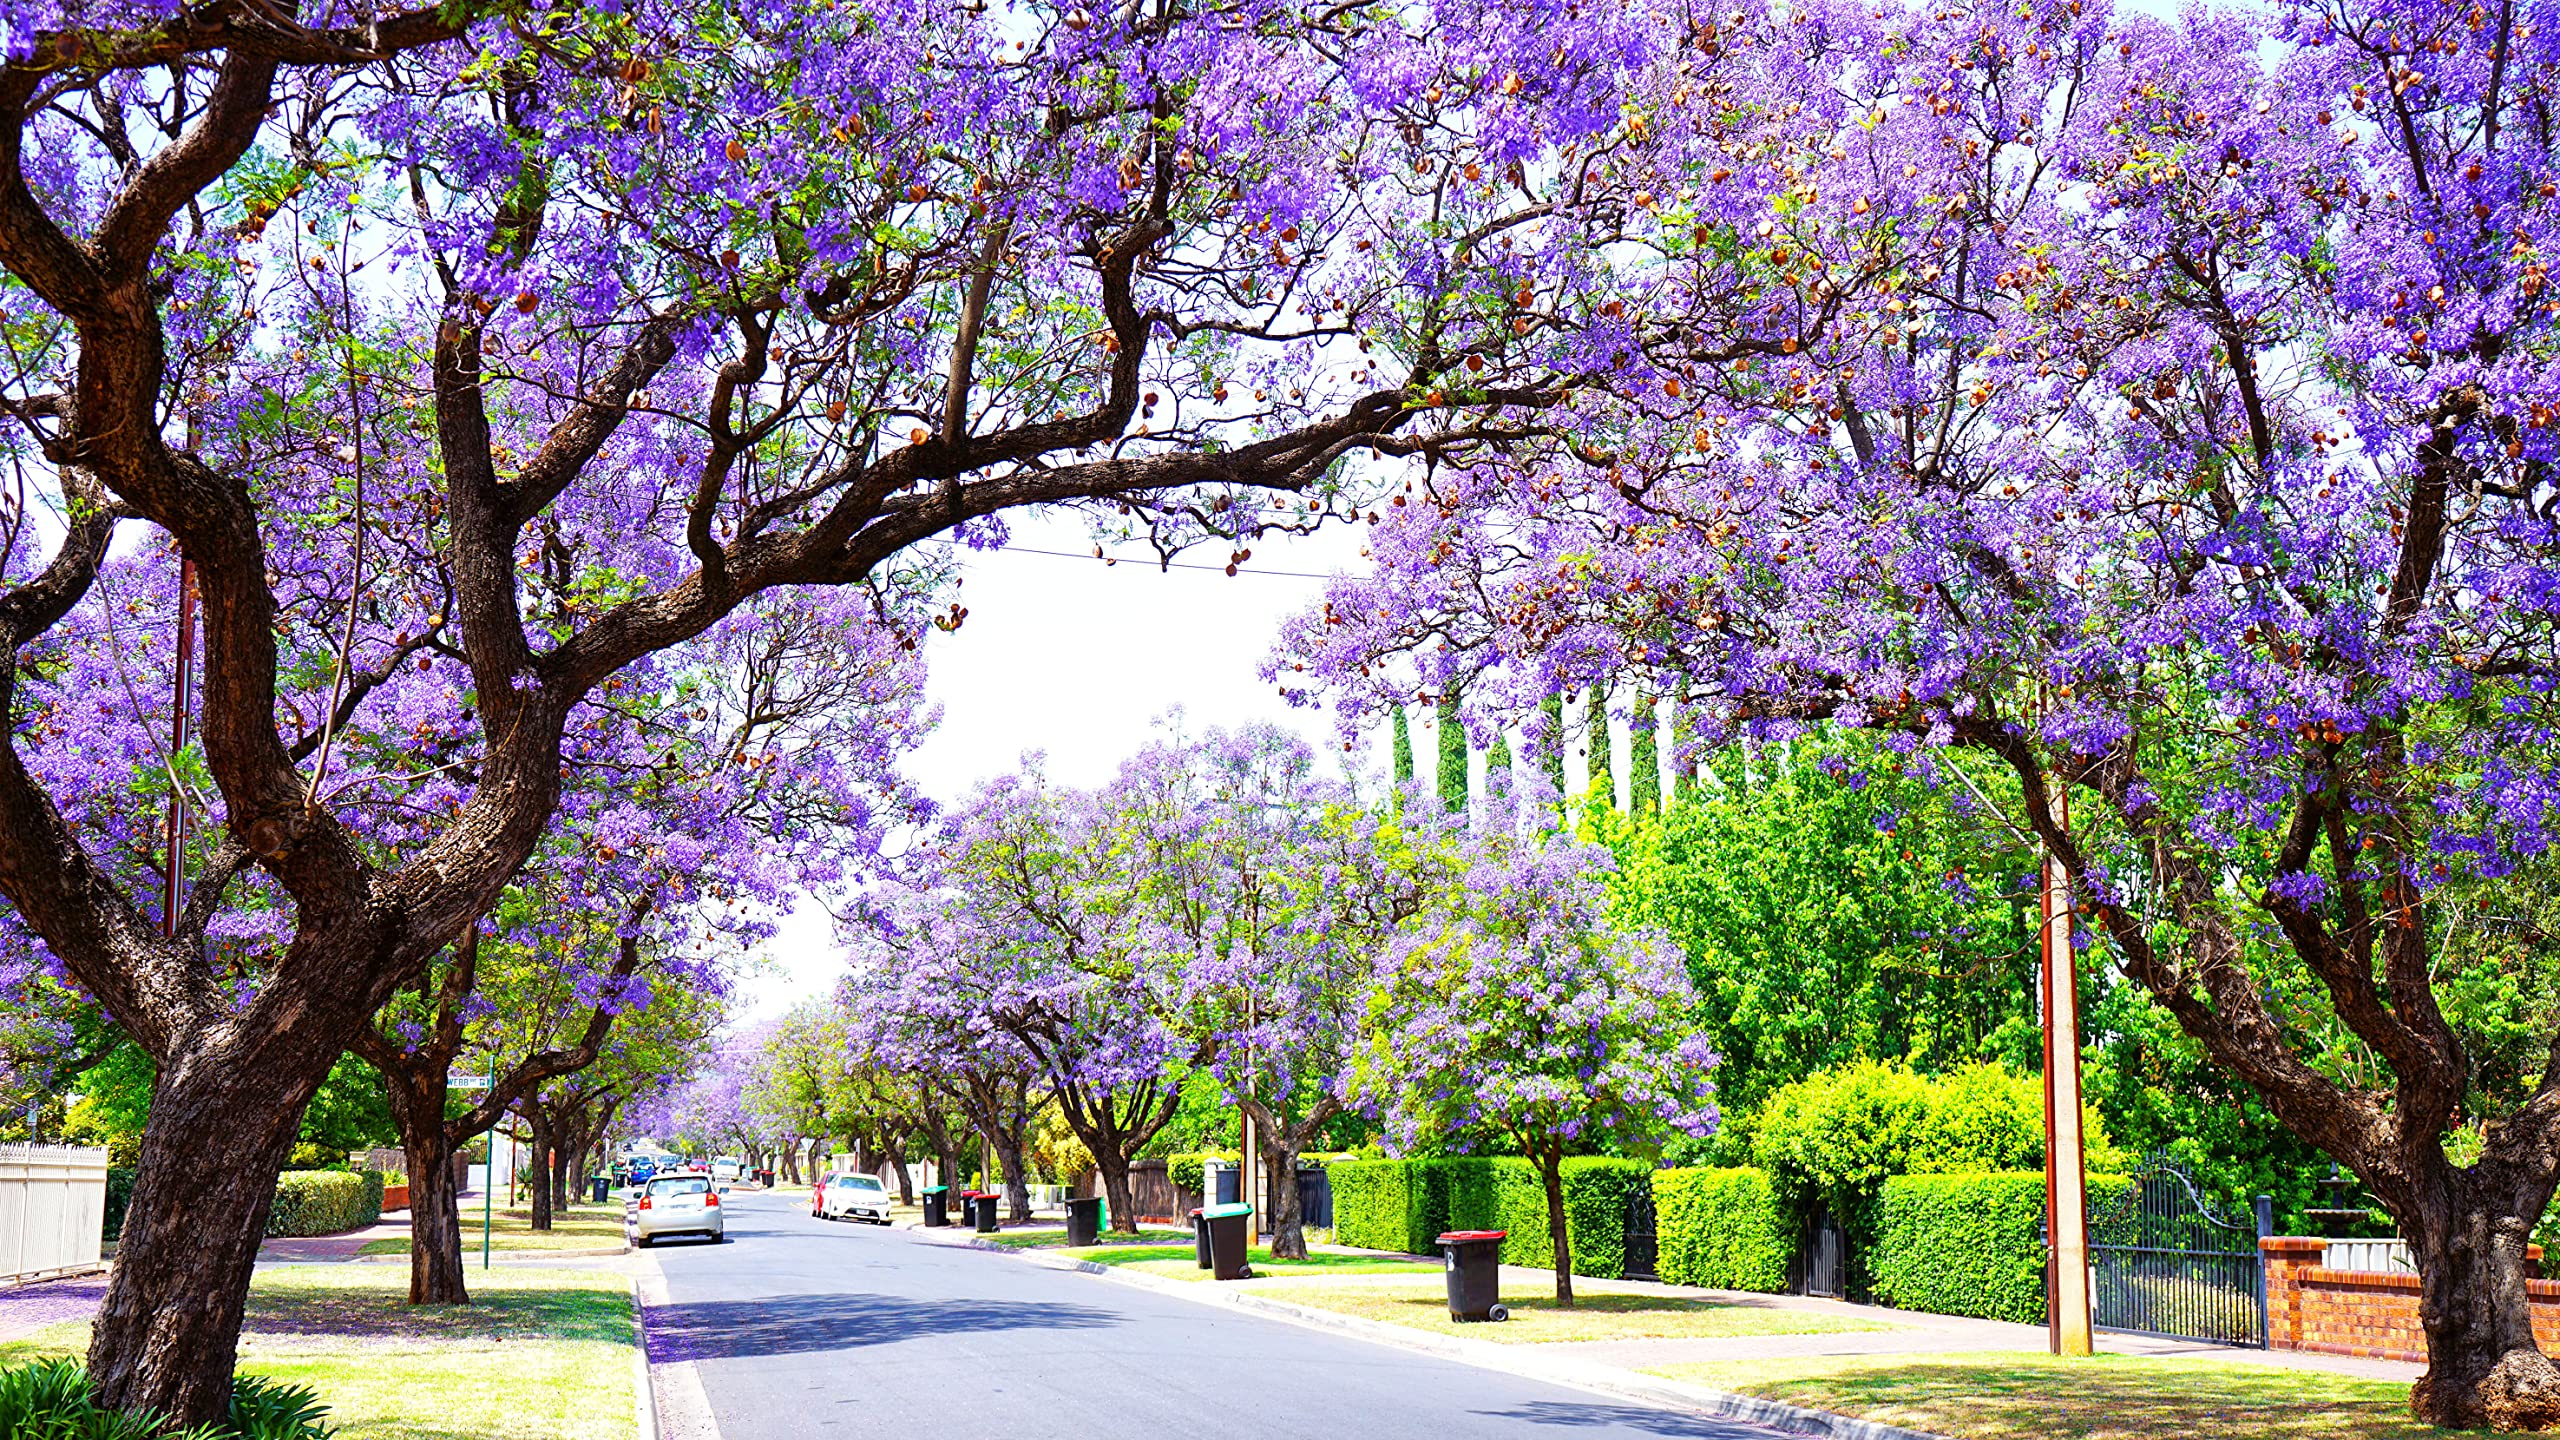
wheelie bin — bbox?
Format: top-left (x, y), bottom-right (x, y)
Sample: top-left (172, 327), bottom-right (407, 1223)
top-left (1189, 1208), bottom-right (1210, 1269)
top-left (973, 1190), bottom-right (1000, 1234)
top-left (1203, 1202), bottom-right (1255, 1280)
top-left (1066, 1195), bottom-right (1103, 1247)
top-left (1438, 1230), bottom-right (1509, 1321)
top-left (923, 1185), bottom-right (950, 1227)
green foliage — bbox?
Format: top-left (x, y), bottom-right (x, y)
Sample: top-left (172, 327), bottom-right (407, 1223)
top-left (1629, 698), bottom-right (1660, 814)
top-left (1331, 1156), bottom-right (1648, 1277)
top-left (101, 1168), bottom-right (135, 1243)
top-left (1165, 1152), bottom-right (1234, 1197)
top-left (1653, 1166), bottom-right (1791, 1292)
top-left (64, 1047), bottom-right (393, 1170)
top-left (1869, 1171), bottom-right (2128, 1325)
top-left (1390, 705), bottom-right (1415, 786)
top-left (1328, 1157), bottom-right (1502, 1255)
top-left (1436, 691), bottom-right (1467, 810)
top-left (0, 1359), bottom-right (332, 1439)
top-left (265, 1170), bottom-right (383, 1238)
top-left (1597, 731), bottom-right (2042, 1121)
top-left (1490, 1157), bottom-right (1652, 1278)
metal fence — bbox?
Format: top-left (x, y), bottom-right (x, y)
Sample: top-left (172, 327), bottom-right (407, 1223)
top-left (0, 1146), bottom-right (108, 1286)
top-left (2089, 1156), bottom-right (2270, 1348)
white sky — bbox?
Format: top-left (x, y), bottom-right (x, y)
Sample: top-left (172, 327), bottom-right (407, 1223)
top-left (732, 510), bottom-right (1382, 1022)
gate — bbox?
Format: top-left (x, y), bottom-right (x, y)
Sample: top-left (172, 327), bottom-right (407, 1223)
top-left (1623, 1185), bottom-right (1658, 1281)
top-left (2088, 1156), bottom-right (2271, 1348)
top-left (1790, 1206), bottom-right (1846, 1298)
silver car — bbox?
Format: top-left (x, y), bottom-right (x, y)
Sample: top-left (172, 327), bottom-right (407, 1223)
top-left (630, 1174), bottom-right (726, 1247)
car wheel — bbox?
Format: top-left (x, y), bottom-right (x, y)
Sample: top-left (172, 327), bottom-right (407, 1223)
top-left (634, 1234), bottom-right (651, 1249)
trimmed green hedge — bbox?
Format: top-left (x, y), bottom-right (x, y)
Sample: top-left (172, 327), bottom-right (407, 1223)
top-left (103, 1167), bottom-right (136, 1242)
top-left (1870, 1171), bottom-right (2130, 1323)
top-left (1331, 1156), bottom-right (1652, 1278)
top-left (265, 1169), bottom-right (385, 1238)
top-left (1654, 1166), bottom-right (1791, 1292)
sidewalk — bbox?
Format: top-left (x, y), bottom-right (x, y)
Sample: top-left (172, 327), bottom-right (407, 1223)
top-left (920, 1223), bottom-right (2421, 1440)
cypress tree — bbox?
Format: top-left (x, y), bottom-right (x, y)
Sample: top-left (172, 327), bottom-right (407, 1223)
top-left (1670, 689), bottom-right (1695, 804)
top-left (1487, 731), bottom-right (1514, 774)
top-left (1436, 686), bottom-right (1468, 811)
top-left (1390, 705), bottom-right (1415, 786)
top-left (1629, 692), bottom-right (1661, 814)
top-left (1587, 686), bottom-right (1617, 809)
top-left (1540, 693), bottom-right (1567, 810)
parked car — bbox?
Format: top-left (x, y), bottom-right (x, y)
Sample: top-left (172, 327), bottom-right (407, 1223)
top-left (817, 1171), bottom-right (893, 1225)
top-left (713, 1157), bottom-right (743, 1180)
top-left (629, 1174), bottom-right (725, 1247)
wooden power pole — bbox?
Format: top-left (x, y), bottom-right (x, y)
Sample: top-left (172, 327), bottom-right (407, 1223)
top-left (2041, 787), bottom-right (2094, 1356)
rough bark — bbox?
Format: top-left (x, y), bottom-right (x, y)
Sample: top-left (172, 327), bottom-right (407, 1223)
top-left (1538, 1142), bottom-right (1574, 1308)
top-left (524, 1109), bottom-right (553, 1232)
top-left (890, 1155), bottom-right (914, 1205)
top-left (2404, 1171), bottom-right (2560, 1430)
top-left (992, 1134), bottom-right (1031, 1223)
top-left (85, 1046), bottom-right (328, 1421)
top-left (1094, 1152), bottom-right (1139, 1237)
top-left (401, 1129), bottom-right (468, 1306)
top-left (1241, 1096), bottom-right (1342, 1261)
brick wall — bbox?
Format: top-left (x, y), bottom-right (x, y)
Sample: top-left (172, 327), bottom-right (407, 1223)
top-left (2262, 1236), bottom-right (2560, 1363)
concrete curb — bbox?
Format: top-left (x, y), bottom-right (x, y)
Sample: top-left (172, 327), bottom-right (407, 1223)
top-left (926, 1231), bottom-right (1949, 1440)
top-left (629, 1275), bottom-right (660, 1440)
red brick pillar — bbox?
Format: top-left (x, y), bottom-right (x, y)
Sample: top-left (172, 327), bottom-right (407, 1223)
top-left (2261, 1237), bottom-right (2325, 1352)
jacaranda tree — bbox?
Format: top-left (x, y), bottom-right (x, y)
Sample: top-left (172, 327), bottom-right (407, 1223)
top-left (1276, 0), bottom-right (2560, 1422)
top-left (1, 0), bottom-right (1672, 1416)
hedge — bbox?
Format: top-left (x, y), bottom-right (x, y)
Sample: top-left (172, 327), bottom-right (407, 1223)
top-left (1870, 1171), bottom-right (2130, 1323)
top-left (103, 1167), bottom-right (136, 1242)
top-left (265, 1169), bottom-right (385, 1238)
top-left (1653, 1166), bottom-right (1791, 1292)
top-left (1331, 1156), bottom-right (1651, 1278)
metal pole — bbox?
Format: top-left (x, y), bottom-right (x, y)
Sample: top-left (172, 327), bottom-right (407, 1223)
top-left (2041, 785), bottom-right (2093, 1356)
top-left (162, 556), bottom-right (195, 939)
top-left (482, 1054), bottom-right (497, 1270)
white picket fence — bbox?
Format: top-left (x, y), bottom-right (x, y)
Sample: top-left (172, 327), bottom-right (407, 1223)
top-left (0, 1145), bottom-right (109, 1285)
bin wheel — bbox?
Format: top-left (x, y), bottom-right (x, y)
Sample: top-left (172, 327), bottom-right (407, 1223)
top-left (1487, 1305), bottom-right (1509, 1323)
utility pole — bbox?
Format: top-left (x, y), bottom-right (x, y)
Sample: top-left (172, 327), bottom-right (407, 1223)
top-left (2041, 785), bottom-right (2093, 1356)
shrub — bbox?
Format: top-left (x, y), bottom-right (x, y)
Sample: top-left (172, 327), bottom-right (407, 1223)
top-left (1329, 1157), bottom-right (1501, 1254)
top-left (103, 1167), bottom-right (136, 1243)
top-left (1165, 1152), bottom-right (1235, 1197)
top-left (0, 1358), bottom-right (332, 1439)
top-left (1869, 1171), bottom-right (2130, 1323)
top-left (266, 1170), bottom-right (382, 1238)
top-left (1653, 1166), bottom-right (1791, 1292)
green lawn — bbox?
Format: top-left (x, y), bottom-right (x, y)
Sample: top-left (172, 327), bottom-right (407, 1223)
top-left (1248, 1281), bottom-right (1897, 1343)
top-left (0, 1266), bottom-right (637, 1439)
top-left (359, 1204), bottom-right (625, 1258)
top-left (1646, 1353), bottom-right (2448, 1440)
top-left (1108, 1247), bottom-right (1441, 1282)
top-left (977, 1228), bottom-right (1191, 1251)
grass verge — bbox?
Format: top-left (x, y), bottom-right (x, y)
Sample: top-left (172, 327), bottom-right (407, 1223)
top-left (1248, 1281), bottom-right (1896, 1343)
top-left (0, 1266), bottom-right (636, 1439)
top-left (359, 1204), bottom-right (625, 1258)
top-left (1645, 1352), bottom-right (2446, 1440)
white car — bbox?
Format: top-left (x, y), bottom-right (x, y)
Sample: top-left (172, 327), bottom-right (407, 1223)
top-left (713, 1157), bottom-right (743, 1181)
top-left (630, 1174), bottom-right (726, 1247)
top-left (816, 1171), bottom-right (893, 1224)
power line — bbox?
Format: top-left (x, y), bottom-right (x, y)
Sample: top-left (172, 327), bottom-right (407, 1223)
top-left (987, 543), bottom-right (1347, 582)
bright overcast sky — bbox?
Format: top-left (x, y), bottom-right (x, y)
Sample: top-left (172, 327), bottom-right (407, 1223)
top-left (733, 509), bottom-right (1380, 1022)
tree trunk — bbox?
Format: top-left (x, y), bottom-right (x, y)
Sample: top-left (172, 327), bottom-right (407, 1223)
top-left (85, 1052), bottom-right (323, 1423)
top-left (1264, 1142), bottom-right (1308, 1260)
top-left (780, 1142), bottom-right (802, 1186)
top-left (2404, 1179), bottom-right (2560, 1429)
top-left (891, 1155), bottom-right (914, 1205)
top-left (526, 1110), bottom-right (554, 1232)
top-left (1540, 1145), bottom-right (1574, 1308)
top-left (403, 1129), bottom-right (470, 1305)
top-left (993, 1134), bottom-right (1031, 1222)
top-left (380, 1063), bottom-right (470, 1305)
top-left (1095, 1152), bottom-right (1140, 1236)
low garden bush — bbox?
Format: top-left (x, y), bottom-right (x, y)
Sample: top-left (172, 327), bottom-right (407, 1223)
top-left (1868, 1170), bottom-right (2130, 1323)
top-left (1653, 1166), bottom-right (1791, 1292)
top-left (1491, 1157), bottom-right (1653, 1278)
top-left (1164, 1152), bottom-right (1235, 1198)
top-left (0, 1358), bottom-right (332, 1439)
top-left (265, 1170), bottom-right (384, 1238)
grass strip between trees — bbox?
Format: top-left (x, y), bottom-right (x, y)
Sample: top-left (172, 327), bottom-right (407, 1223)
top-left (357, 1205), bottom-right (628, 1258)
top-left (1246, 1281), bottom-right (1897, 1342)
top-left (0, 1267), bottom-right (638, 1440)
top-left (1645, 1352), bottom-right (2448, 1440)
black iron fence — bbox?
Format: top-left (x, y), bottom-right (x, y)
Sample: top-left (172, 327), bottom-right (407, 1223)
top-left (2088, 1156), bottom-right (2271, 1348)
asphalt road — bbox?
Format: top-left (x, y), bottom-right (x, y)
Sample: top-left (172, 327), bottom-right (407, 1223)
top-left (643, 1190), bottom-right (1787, 1439)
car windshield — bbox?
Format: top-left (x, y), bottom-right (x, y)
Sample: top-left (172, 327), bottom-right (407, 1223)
top-left (838, 1176), bottom-right (884, 1192)
top-left (650, 1177), bottom-right (711, 1197)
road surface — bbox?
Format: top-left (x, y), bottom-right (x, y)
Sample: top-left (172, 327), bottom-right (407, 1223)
top-left (643, 1189), bottom-right (1790, 1439)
